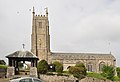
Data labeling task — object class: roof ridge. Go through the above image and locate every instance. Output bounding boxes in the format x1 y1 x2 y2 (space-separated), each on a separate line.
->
52 52 111 55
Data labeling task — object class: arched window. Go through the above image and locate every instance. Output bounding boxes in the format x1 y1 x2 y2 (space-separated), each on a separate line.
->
99 62 105 71
87 64 93 72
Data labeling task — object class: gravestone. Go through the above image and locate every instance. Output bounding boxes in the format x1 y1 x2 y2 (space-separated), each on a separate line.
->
6 67 15 78
30 67 38 77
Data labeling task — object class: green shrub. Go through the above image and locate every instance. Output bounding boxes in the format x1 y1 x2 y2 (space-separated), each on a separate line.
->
69 66 85 79
113 76 120 81
75 62 85 68
101 65 115 81
0 60 6 65
18 62 24 68
116 67 120 78
37 60 48 74
69 63 87 80
0 65 7 78
53 61 63 73
75 63 87 76
69 66 75 74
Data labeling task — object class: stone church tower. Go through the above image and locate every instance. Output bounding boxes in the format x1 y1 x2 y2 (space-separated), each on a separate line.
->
31 7 51 61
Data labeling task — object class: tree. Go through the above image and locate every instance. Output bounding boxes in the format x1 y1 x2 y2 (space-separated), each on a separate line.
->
0 60 6 65
37 60 48 74
70 66 81 78
116 67 120 78
101 65 115 80
53 61 63 73
75 63 87 76
18 62 24 68
69 63 87 79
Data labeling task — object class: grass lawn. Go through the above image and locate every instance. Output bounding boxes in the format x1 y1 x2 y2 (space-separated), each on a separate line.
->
87 72 120 81
87 72 106 80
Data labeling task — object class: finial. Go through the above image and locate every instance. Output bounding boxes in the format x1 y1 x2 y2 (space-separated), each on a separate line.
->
110 51 111 54
22 44 25 50
108 42 111 54
45 7 48 17
32 6 35 14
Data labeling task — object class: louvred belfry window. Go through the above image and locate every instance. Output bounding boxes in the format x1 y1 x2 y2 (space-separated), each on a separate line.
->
39 22 42 28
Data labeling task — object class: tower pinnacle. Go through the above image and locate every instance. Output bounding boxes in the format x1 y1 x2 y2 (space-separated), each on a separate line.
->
45 7 48 17
32 7 35 15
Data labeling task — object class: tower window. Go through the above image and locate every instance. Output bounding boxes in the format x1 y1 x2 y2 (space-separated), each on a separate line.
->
39 22 42 28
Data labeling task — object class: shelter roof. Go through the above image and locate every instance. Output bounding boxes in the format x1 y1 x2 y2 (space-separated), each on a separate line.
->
6 50 38 59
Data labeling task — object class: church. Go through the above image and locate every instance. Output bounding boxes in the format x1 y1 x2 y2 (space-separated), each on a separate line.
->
31 7 116 73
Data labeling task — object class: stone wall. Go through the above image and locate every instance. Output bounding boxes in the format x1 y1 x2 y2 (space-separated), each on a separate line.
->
40 75 114 82
0 68 7 78
30 67 37 77
80 77 113 82
39 75 77 82
6 67 14 78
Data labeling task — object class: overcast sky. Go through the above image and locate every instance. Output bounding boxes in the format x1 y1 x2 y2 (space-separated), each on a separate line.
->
0 0 120 66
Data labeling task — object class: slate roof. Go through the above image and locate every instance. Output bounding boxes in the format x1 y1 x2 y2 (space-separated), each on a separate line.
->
52 53 115 60
6 50 38 58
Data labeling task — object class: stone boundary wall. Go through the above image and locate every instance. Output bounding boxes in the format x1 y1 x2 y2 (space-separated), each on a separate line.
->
40 74 77 82
80 77 113 82
40 75 115 82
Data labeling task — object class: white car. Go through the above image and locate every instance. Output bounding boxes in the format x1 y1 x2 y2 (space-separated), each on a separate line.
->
9 77 42 82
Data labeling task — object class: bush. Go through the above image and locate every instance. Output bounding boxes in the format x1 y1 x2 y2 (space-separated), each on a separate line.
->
75 62 85 67
0 65 7 78
0 60 6 65
69 63 87 80
69 66 85 79
69 66 75 74
75 63 87 76
101 65 115 81
53 61 63 73
113 76 120 81
18 62 24 68
37 60 48 74
116 67 120 78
